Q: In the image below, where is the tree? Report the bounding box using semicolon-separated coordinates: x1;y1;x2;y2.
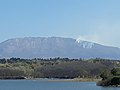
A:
111;76;120;86
100;70;110;80
111;68;120;76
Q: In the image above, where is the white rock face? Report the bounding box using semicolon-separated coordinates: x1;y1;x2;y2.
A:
76;38;94;48
80;41;94;48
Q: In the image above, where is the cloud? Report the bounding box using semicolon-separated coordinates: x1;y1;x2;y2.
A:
76;35;100;43
77;21;120;47
74;20;120;47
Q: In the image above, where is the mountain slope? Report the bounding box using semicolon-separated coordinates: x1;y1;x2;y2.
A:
0;37;120;59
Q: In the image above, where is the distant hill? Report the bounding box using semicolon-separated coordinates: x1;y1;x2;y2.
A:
0;37;120;59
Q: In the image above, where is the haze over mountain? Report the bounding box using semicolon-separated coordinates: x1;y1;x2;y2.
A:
0;37;120;59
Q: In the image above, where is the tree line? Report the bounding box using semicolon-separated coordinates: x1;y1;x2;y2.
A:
0;57;120;79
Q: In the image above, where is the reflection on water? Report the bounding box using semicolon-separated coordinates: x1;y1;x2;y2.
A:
0;80;119;90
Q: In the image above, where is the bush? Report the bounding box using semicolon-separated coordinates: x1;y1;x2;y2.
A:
110;76;120;86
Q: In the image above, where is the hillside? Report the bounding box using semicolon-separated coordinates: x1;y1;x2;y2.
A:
0;37;120;59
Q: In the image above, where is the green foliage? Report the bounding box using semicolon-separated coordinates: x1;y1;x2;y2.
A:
98;68;120;86
97;79;111;86
111;76;120;86
100;70;111;80
111;68;120;76
0;57;120;80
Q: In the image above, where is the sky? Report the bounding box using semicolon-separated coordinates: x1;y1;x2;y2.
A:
0;0;120;47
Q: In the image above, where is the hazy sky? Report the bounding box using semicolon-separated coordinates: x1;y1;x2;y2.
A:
0;0;120;47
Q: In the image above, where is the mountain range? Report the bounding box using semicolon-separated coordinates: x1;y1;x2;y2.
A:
0;37;120;59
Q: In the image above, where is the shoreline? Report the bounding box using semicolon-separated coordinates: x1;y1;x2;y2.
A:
32;78;101;82
0;77;101;82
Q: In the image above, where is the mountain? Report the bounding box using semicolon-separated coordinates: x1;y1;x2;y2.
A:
0;37;120;59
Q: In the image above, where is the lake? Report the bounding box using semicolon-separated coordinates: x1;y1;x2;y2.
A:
0;80;119;90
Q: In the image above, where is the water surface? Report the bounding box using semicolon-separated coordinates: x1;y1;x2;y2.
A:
0;80;119;90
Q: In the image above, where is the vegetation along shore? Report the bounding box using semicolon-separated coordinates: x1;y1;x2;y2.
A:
0;57;120;86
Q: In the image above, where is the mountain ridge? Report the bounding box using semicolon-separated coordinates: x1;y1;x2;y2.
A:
0;37;120;59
